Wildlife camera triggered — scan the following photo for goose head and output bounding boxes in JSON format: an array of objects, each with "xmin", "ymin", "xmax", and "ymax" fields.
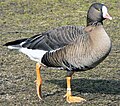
[{"xmin": 87, "ymin": 3, "xmax": 112, "ymax": 26}]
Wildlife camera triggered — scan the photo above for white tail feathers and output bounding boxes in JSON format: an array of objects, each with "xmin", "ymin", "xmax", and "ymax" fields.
[{"xmin": 8, "ymin": 45, "xmax": 21, "ymax": 50}]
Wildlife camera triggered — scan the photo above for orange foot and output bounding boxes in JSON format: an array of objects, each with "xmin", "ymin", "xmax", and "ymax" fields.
[
  {"xmin": 66, "ymin": 95, "xmax": 86, "ymax": 103},
  {"xmin": 64, "ymin": 93, "xmax": 86, "ymax": 103},
  {"xmin": 35, "ymin": 63, "xmax": 42, "ymax": 100},
  {"xmin": 34, "ymin": 80, "xmax": 42, "ymax": 100}
]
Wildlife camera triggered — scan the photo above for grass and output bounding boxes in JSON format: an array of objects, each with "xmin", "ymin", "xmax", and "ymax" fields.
[{"xmin": 0, "ymin": 0, "xmax": 120, "ymax": 106}]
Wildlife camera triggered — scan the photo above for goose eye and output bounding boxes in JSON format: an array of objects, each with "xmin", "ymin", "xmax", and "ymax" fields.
[{"xmin": 97, "ymin": 8, "xmax": 101, "ymax": 11}]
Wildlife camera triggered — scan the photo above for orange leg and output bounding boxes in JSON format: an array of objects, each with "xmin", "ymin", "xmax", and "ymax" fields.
[
  {"xmin": 64, "ymin": 77, "xmax": 86, "ymax": 103},
  {"xmin": 34, "ymin": 63, "xmax": 42, "ymax": 100}
]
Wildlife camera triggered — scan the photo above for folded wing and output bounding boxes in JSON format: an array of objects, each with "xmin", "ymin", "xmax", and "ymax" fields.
[{"xmin": 22, "ymin": 26, "xmax": 84, "ymax": 51}]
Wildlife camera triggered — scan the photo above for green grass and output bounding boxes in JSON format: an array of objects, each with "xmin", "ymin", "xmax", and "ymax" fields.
[{"xmin": 0, "ymin": 0, "xmax": 120, "ymax": 106}]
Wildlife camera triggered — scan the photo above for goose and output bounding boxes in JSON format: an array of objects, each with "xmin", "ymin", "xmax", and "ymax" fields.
[{"xmin": 4, "ymin": 3, "xmax": 112, "ymax": 103}]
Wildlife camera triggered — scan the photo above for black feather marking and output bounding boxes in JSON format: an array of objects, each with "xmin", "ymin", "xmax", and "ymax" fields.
[{"xmin": 3, "ymin": 38, "xmax": 27, "ymax": 46}]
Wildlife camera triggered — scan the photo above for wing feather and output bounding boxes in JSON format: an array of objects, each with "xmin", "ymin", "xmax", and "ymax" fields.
[{"xmin": 22, "ymin": 25, "xmax": 84, "ymax": 51}]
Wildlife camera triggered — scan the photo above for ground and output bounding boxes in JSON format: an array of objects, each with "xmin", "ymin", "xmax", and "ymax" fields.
[{"xmin": 0, "ymin": 0, "xmax": 120, "ymax": 106}]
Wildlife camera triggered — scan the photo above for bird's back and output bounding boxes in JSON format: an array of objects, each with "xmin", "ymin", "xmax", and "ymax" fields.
[{"xmin": 22, "ymin": 25, "xmax": 85, "ymax": 51}]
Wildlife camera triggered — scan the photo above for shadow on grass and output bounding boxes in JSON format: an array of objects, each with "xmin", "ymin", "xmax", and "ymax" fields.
[{"xmin": 45, "ymin": 78, "xmax": 120, "ymax": 95}]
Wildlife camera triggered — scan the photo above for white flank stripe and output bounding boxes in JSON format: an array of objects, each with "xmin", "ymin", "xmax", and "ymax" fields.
[
  {"xmin": 19, "ymin": 48, "xmax": 47, "ymax": 62},
  {"xmin": 50, "ymin": 47, "xmax": 61, "ymax": 53},
  {"xmin": 20, "ymin": 41, "xmax": 26, "ymax": 46}
]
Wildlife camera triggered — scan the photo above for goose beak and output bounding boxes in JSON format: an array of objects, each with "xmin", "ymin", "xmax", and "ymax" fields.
[
  {"xmin": 103, "ymin": 13, "xmax": 112, "ymax": 20},
  {"xmin": 102, "ymin": 6, "xmax": 112, "ymax": 20}
]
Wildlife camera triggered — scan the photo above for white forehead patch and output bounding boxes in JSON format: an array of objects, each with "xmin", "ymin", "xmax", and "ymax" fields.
[{"xmin": 102, "ymin": 6, "xmax": 108, "ymax": 17}]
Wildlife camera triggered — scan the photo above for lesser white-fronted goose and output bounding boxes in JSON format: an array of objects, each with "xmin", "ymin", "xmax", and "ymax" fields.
[{"xmin": 4, "ymin": 3, "xmax": 112, "ymax": 103}]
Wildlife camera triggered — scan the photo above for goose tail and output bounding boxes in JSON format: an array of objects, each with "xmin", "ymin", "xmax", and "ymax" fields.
[{"xmin": 3, "ymin": 38, "xmax": 27, "ymax": 50}]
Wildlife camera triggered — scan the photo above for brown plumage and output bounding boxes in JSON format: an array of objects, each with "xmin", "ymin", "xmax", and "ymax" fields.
[{"xmin": 41, "ymin": 24, "xmax": 111, "ymax": 72}]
